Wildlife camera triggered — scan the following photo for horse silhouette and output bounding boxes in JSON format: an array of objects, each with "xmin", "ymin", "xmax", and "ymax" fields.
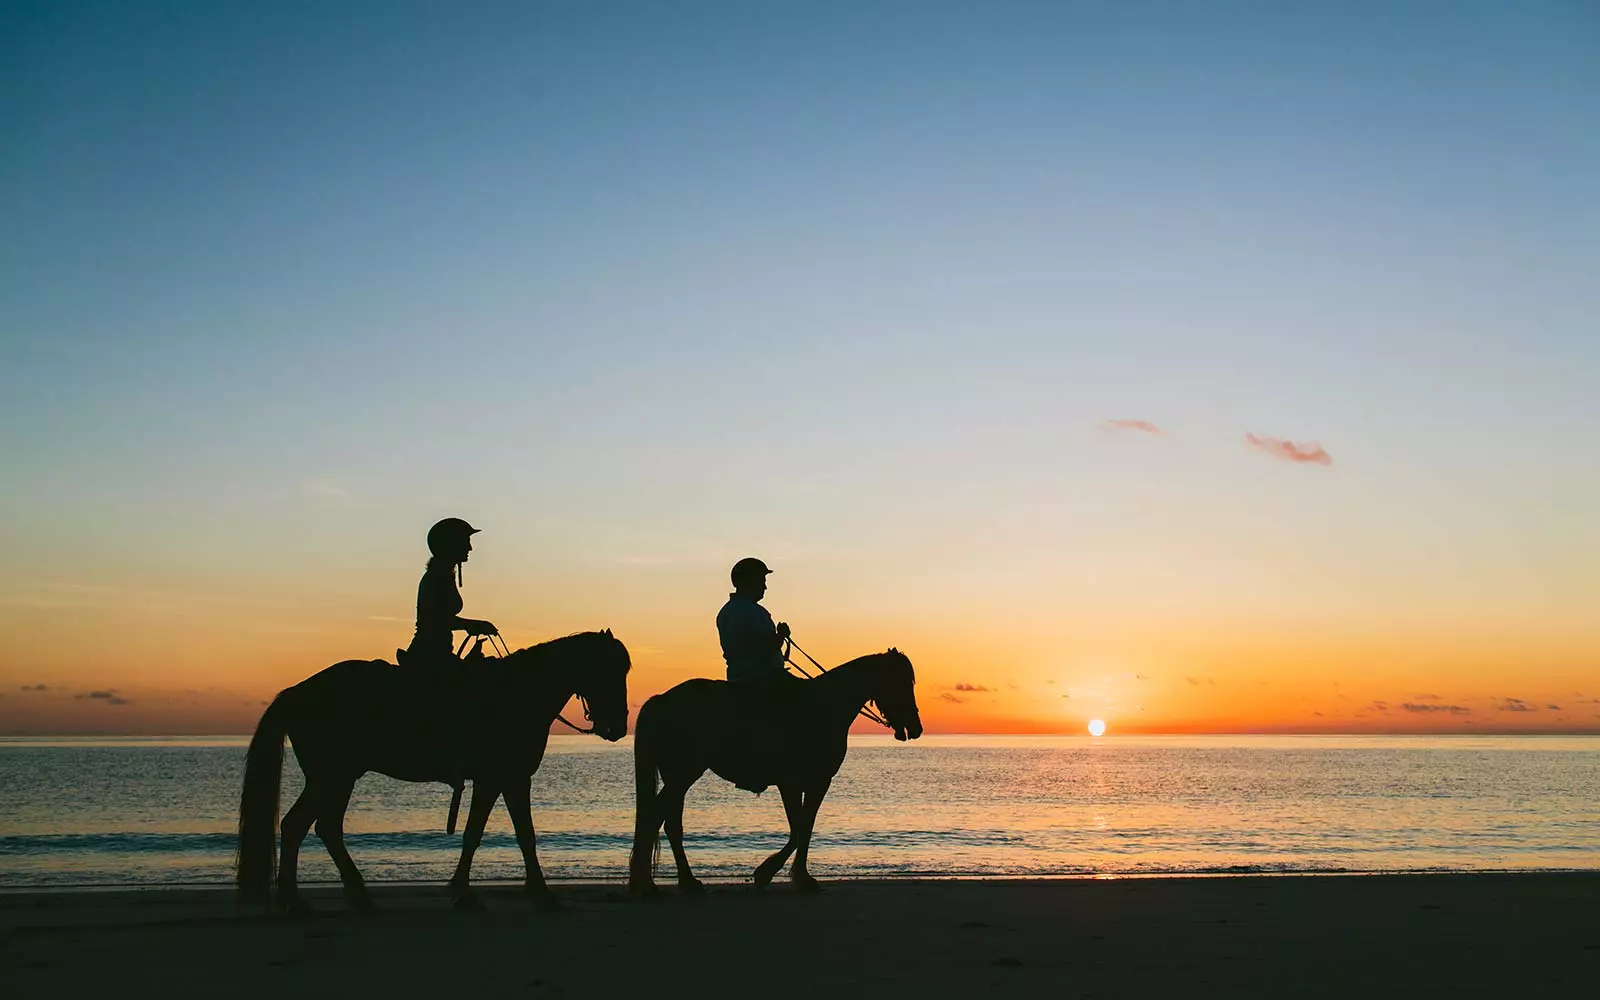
[
  {"xmin": 628, "ymin": 648, "xmax": 921, "ymax": 895},
  {"xmin": 237, "ymin": 630, "xmax": 630, "ymax": 912}
]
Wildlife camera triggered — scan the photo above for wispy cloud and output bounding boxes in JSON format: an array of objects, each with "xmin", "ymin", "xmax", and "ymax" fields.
[
  {"xmin": 1401, "ymin": 702, "xmax": 1471, "ymax": 715},
  {"xmin": 1097, "ymin": 419, "xmax": 1163, "ymax": 435},
  {"xmin": 1495, "ymin": 698, "xmax": 1537, "ymax": 713},
  {"xmin": 19, "ymin": 684, "xmax": 48, "ymax": 692},
  {"xmin": 73, "ymin": 689, "xmax": 131, "ymax": 706},
  {"xmin": 1244, "ymin": 433, "xmax": 1332, "ymax": 465},
  {"xmin": 953, "ymin": 683, "xmax": 992, "ymax": 693},
  {"xmin": 940, "ymin": 693, "xmax": 964, "ymax": 704}
]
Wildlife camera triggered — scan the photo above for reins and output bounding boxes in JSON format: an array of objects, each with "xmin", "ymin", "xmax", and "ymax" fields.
[
  {"xmin": 473, "ymin": 632, "xmax": 597, "ymax": 734},
  {"xmin": 442, "ymin": 631, "xmax": 600, "ymax": 835},
  {"xmin": 783, "ymin": 637, "xmax": 893, "ymax": 729}
]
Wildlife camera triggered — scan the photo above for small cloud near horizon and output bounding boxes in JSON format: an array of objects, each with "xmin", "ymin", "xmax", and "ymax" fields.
[
  {"xmin": 940, "ymin": 693, "xmax": 964, "ymax": 704},
  {"xmin": 1098, "ymin": 419, "xmax": 1163, "ymax": 435},
  {"xmin": 73, "ymin": 689, "xmax": 132, "ymax": 705},
  {"xmin": 1402, "ymin": 702, "xmax": 1471, "ymax": 715},
  {"xmin": 1495, "ymin": 698, "xmax": 1537, "ymax": 713},
  {"xmin": 1245, "ymin": 433, "xmax": 1332, "ymax": 465},
  {"xmin": 953, "ymin": 683, "xmax": 992, "ymax": 693},
  {"xmin": 20, "ymin": 684, "xmax": 48, "ymax": 691}
]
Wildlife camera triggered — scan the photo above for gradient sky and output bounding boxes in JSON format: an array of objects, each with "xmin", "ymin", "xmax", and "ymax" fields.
[{"xmin": 3, "ymin": 1, "xmax": 1597, "ymax": 735}]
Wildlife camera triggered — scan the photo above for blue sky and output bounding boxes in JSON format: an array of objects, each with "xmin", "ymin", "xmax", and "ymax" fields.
[{"xmin": 2, "ymin": 1, "xmax": 1597, "ymax": 731}]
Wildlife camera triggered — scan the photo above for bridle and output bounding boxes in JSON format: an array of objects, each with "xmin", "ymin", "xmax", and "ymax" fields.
[
  {"xmin": 471, "ymin": 632, "xmax": 600, "ymax": 734},
  {"xmin": 784, "ymin": 637, "xmax": 893, "ymax": 729}
]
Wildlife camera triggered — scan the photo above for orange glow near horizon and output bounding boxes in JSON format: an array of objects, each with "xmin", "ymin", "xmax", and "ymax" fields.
[{"xmin": 3, "ymin": 573, "xmax": 1598, "ymax": 736}]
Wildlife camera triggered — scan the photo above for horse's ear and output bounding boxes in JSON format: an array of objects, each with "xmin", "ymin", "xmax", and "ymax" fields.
[
  {"xmin": 889, "ymin": 646, "xmax": 898, "ymax": 654},
  {"xmin": 604, "ymin": 628, "xmax": 613, "ymax": 637}
]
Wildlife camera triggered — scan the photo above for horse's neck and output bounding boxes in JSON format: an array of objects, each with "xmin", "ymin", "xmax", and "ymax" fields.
[
  {"xmin": 814, "ymin": 660, "xmax": 878, "ymax": 728},
  {"xmin": 505, "ymin": 652, "xmax": 580, "ymax": 722}
]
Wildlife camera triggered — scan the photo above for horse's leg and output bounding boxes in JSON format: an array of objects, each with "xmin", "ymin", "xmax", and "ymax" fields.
[
  {"xmin": 275, "ymin": 787, "xmax": 319, "ymax": 914},
  {"xmin": 447, "ymin": 781, "xmax": 499, "ymax": 910},
  {"xmin": 753, "ymin": 784, "xmax": 803, "ymax": 889},
  {"xmin": 790, "ymin": 777, "xmax": 832, "ymax": 892},
  {"xmin": 502, "ymin": 777, "xmax": 558, "ymax": 910},
  {"xmin": 313, "ymin": 777, "xmax": 371, "ymax": 912},
  {"xmin": 657, "ymin": 779, "xmax": 703, "ymax": 894}
]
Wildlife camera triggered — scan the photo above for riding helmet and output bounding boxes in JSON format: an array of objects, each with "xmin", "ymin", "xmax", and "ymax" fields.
[
  {"xmin": 427, "ymin": 517, "xmax": 480, "ymax": 556},
  {"xmin": 731, "ymin": 557, "xmax": 772, "ymax": 589}
]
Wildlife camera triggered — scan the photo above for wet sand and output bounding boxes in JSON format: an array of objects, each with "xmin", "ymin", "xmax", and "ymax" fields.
[{"xmin": 3, "ymin": 874, "xmax": 1596, "ymax": 998}]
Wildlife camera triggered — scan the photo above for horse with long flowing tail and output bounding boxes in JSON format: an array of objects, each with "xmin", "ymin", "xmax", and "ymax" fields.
[
  {"xmin": 628, "ymin": 648, "xmax": 921, "ymax": 895},
  {"xmin": 237, "ymin": 629, "xmax": 630, "ymax": 912}
]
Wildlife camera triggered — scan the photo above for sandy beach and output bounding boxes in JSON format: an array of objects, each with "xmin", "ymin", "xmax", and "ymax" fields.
[{"xmin": 3, "ymin": 874, "xmax": 1595, "ymax": 998}]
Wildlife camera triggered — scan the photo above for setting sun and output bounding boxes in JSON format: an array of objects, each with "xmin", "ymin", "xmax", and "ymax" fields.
[{"xmin": 1088, "ymin": 719, "xmax": 1107, "ymax": 737}]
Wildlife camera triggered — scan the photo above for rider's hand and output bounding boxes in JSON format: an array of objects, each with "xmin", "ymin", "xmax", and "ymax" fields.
[{"xmin": 776, "ymin": 622, "xmax": 791, "ymax": 640}]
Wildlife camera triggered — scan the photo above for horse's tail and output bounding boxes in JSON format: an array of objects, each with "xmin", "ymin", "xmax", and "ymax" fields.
[
  {"xmin": 628, "ymin": 696, "xmax": 663, "ymax": 889},
  {"xmin": 236, "ymin": 690, "xmax": 291, "ymax": 904}
]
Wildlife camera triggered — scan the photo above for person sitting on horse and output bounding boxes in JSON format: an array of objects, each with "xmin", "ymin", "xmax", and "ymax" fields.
[
  {"xmin": 402, "ymin": 517, "xmax": 498, "ymax": 668},
  {"xmin": 717, "ymin": 557, "xmax": 793, "ymax": 684}
]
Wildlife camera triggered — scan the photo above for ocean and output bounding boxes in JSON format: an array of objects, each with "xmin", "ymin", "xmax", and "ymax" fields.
[{"xmin": 2, "ymin": 734, "xmax": 1597, "ymax": 888}]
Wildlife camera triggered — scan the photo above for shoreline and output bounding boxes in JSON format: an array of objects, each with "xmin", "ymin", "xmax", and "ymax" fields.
[
  {"xmin": 6, "ymin": 864, "xmax": 1600, "ymax": 894},
  {"xmin": 4, "ymin": 873, "xmax": 1597, "ymax": 997}
]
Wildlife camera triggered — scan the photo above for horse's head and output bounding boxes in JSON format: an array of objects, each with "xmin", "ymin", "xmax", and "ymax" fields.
[
  {"xmin": 573, "ymin": 628, "xmax": 631, "ymax": 742},
  {"xmin": 870, "ymin": 648, "xmax": 923, "ymax": 742}
]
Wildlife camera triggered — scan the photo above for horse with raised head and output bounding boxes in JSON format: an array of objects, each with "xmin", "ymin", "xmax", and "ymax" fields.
[
  {"xmin": 628, "ymin": 648, "xmax": 921, "ymax": 895},
  {"xmin": 237, "ymin": 629, "xmax": 630, "ymax": 912}
]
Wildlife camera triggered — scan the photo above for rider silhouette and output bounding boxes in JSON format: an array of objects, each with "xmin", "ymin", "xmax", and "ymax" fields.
[
  {"xmin": 403, "ymin": 517, "xmax": 498, "ymax": 666},
  {"xmin": 717, "ymin": 557, "xmax": 792, "ymax": 683}
]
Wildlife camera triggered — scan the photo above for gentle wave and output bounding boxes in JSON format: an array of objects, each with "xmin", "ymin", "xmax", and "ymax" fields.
[{"xmin": 4, "ymin": 737, "xmax": 1598, "ymax": 887}]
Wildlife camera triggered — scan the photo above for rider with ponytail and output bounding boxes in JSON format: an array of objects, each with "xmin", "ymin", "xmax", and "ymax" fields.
[{"xmin": 404, "ymin": 518, "xmax": 498, "ymax": 666}]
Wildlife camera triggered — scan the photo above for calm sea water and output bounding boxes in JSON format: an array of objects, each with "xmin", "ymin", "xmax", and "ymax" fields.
[{"xmin": 2, "ymin": 735, "xmax": 1596, "ymax": 887}]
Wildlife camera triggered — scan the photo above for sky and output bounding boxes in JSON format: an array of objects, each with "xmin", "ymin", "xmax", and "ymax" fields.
[{"xmin": 2, "ymin": 1, "xmax": 1597, "ymax": 735}]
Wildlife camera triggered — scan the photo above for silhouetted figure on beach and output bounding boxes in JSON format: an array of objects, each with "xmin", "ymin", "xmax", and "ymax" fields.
[
  {"xmin": 629, "ymin": 637, "xmax": 923, "ymax": 896},
  {"xmin": 401, "ymin": 517, "xmax": 498, "ymax": 666},
  {"xmin": 237, "ymin": 630, "xmax": 631, "ymax": 913},
  {"xmin": 717, "ymin": 557, "xmax": 792, "ymax": 683}
]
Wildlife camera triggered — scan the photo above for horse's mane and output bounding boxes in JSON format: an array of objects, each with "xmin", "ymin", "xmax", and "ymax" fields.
[
  {"xmin": 834, "ymin": 647, "xmax": 913, "ymax": 677},
  {"xmin": 500, "ymin": 629, "xmax": 628, "ymax": 670}
]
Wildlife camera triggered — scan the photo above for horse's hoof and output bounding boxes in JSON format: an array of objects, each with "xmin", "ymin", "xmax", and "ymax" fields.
[
  {"xmin": 678, "ymin": 877, "xmax": 705, "ymax": 895},
  {"xmin": 752, "ymin": 863, "xmax": 781, "ymax": 890},
  {"xmin": 276, "ymin": 892, "xmax": 314, "ymax": 916},
  {"xmin": 347, "ymin": 891, "xmax": 375, "ymax": 913},
  {"xmin": 792, "ymin": 874, "xmax": 824, "ymax": 894},
  {"xmin": 452, "ymin": 891, "xmax": 485, "ymax": 912}
]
